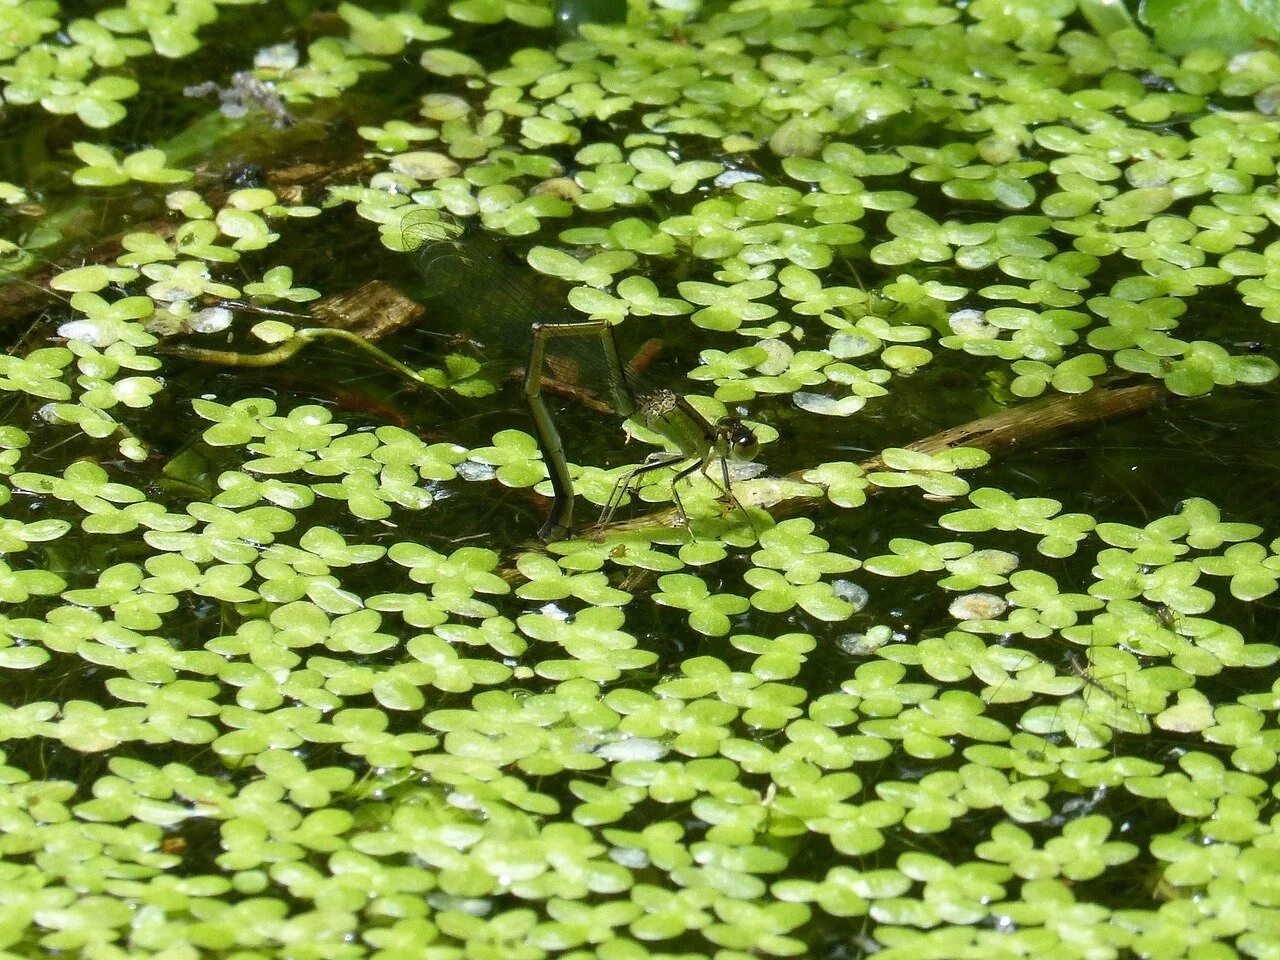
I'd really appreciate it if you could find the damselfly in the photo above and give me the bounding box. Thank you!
[399,212,761,541]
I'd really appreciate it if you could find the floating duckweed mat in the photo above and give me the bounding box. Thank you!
[2,0,1280,957]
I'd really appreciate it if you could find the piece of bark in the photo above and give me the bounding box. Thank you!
[310,278,424,338]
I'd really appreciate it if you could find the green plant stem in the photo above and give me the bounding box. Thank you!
[162,327,437,392]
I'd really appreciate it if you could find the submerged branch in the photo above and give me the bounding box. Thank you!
[580,379,1166,540]
[856,380,1165,472]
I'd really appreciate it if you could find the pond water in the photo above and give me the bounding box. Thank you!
[2,1,1280,957]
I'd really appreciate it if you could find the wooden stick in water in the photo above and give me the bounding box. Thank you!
[585,380,1166,538]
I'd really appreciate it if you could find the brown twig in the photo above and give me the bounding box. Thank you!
[511,373,615,416]
[575,379,1167,540]
[496,379,1165,580]
[856,381,1164,472]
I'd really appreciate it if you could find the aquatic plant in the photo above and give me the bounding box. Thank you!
[1,0,1280,958]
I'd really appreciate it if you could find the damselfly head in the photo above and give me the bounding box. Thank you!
[717,416,759,462]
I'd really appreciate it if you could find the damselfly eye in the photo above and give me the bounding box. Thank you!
[718,416,759,461]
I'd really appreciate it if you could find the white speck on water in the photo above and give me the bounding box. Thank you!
[182,80,219,100]
[1256,85,1280,116]
[949,592,1008,620]
[192,306,234,333]
[445,789,481,811]
[727,460,767,481]
[754,338,793,375]
[837,624,894,656]
[426,893,492,916]
[949,308,997,339]
[113,378,158,405]
[456,460,497,481]
[255,43,299,70]
[57,319,108,347]
[829,330,877,358]
[421,480,453,501]
[1227,52,1258,74]
[831,579,869,611]
[370,172,411,195]
[794,391,866,417]
[539,603,571,621]
[715,169,763,188]
[609,846,651,869]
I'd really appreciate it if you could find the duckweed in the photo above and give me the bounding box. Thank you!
[2,0,1280,958]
